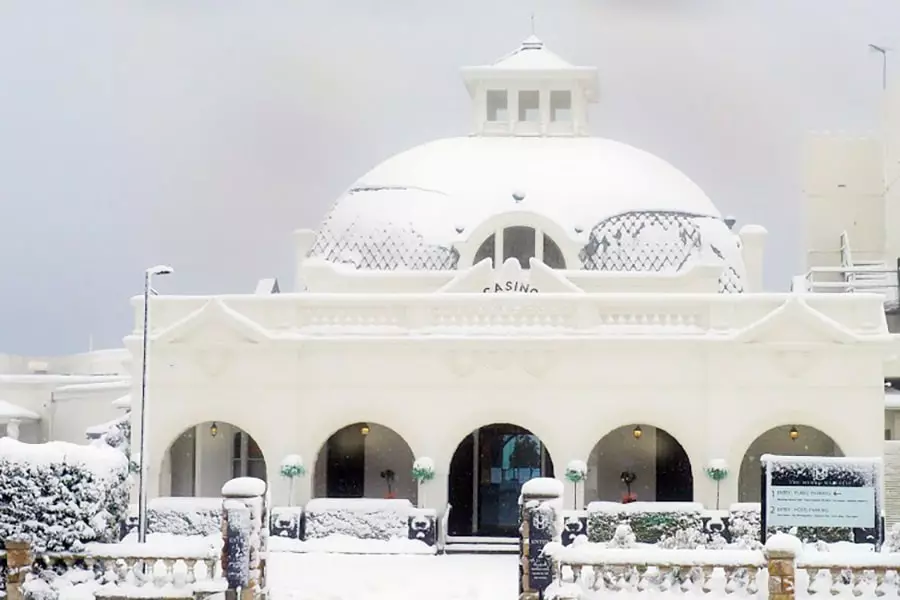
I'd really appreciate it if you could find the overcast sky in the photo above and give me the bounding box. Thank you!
[0,0,896,355]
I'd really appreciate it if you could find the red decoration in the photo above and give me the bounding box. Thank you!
[621,492,637,504]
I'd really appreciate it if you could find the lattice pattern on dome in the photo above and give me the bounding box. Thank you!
[718,264,744,293]
[309,218,459,270]
[580,211,703,272]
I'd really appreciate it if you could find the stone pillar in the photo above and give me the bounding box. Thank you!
[222,477,268,600]
[5,419,20,440]
[765,534,799,600]
[5,538,33,600]
[739,224,768,293]
[519,478,564,600]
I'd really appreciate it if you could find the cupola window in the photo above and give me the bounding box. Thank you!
[518,90,540,122]
[486,90,508,122]
[474,226,566,269]
[550,90,572,122]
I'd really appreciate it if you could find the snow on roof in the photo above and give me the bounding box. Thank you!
[318,136,720,246]
[886,388,900,409]
[490,36,576,71]
[53,379,130,393]
[0,400,40,421]
[112,394,131,409]
[0,437,126,477]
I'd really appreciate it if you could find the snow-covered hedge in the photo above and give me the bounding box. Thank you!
[147,497,222,537]
[727,502,852,545]
[587,502,704,544]
[304,498,412,541]
[86,414,131,456]
[0,438,129,552]
[729,503,762,548]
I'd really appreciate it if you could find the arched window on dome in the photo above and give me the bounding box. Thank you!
[473,226,566,269]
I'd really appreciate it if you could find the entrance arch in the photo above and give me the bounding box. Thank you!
[586,424,693,503]
[160,421,267,497]
[447,423,555,537]
[738,425,844,502]
[313,422,416,504]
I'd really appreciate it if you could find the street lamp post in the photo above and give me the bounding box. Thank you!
[137,264,173,544]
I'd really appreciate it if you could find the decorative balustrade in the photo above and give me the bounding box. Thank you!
[544,539,900,599]
[545,543,765,598]
[129,292,887,340]
[38,551,223,593]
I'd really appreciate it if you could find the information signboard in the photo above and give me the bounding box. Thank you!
[760,454,883,547]
[767,485,875,528]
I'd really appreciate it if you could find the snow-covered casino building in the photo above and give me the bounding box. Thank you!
[120,36,890,536]
[1,37,895,537]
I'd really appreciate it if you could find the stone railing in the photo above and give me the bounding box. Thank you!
[543,536,900,599]
[6,541,223,600]
[2,476,267,600]
[131,292,887,340]
[544,542,766,599]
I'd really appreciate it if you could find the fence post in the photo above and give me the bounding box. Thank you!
[765,542,797,600]
[5,538,33,600]
[519,478,564,600]
[222,477,268,600]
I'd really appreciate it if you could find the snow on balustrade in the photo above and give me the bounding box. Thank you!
[545,538,765,597]
[25,534,225,598]
[134,293,888,339]
[544,534,900,599]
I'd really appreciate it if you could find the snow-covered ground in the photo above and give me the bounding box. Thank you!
[268,552,517,600]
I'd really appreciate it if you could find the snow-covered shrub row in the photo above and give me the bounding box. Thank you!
[147,497,222,537]
[304,498,412,541]
[729,502,853,545]
[86,413,131,456]
[0,438,129,552]
[586,502,704,544]
[728,503,761,548]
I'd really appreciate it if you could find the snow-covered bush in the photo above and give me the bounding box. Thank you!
[606,523,637,549]
[146,497,222,536]
[882,523,900,553]
[86,413,131,457]
[304,498,411,540]
[728,503,762,549]
[586,502,703,544]
[0,438,129,552]
[658,526,708,550]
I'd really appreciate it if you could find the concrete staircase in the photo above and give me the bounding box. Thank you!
[443,535,519,555]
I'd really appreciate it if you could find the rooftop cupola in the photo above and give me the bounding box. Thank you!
[460,35,599,137]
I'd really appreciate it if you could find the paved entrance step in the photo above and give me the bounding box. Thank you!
[443,536,519,555]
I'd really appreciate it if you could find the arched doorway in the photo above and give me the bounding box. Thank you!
[738,425,844,502]
[586,424,692,503]
[313,422,416,504]
[447,423,554,537]
[161,421,267,497]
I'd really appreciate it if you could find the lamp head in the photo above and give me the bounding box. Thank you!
[147,265,174,276]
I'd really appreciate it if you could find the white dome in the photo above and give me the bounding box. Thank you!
[310,136,745,292]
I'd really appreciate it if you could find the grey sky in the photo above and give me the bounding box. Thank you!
[0,0,896,355]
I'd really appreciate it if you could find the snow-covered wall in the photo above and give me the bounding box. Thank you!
[122,289,889,516]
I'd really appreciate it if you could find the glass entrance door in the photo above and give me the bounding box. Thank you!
[476,425,553,536]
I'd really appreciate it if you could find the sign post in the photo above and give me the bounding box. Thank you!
[519,478,563,600]
[760,455,883,547]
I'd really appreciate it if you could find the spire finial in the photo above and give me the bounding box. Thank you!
[530,13,536,35]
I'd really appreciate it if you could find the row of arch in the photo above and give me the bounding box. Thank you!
[161,419,841,536]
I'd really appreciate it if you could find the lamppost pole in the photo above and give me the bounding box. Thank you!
[137,265,173,544]
[869,43,889,91]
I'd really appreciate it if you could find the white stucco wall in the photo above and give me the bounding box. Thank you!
[125,290,890,515]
